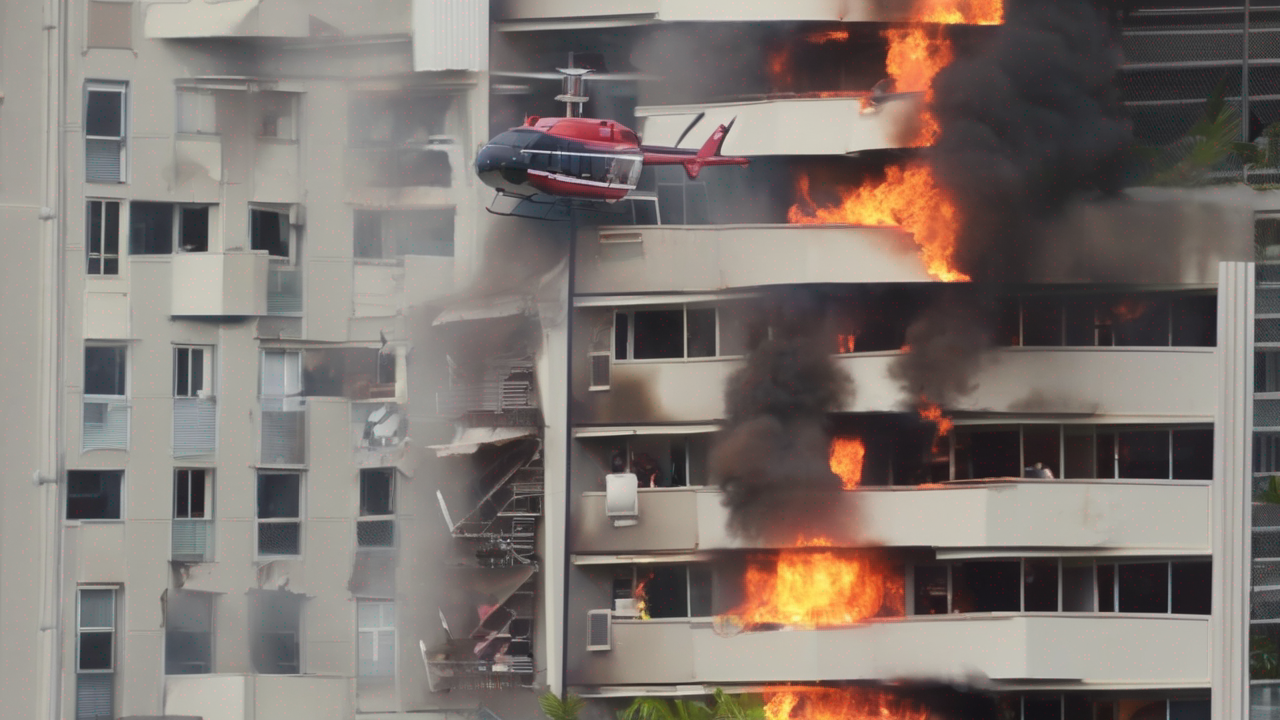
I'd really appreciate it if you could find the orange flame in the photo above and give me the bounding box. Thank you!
[727,539,895,627]
[913,0,1004,24]
[764,688,929,720]
[919,402,954,452]
[829,437,866,490]
[1111,298,1152,323]
[883,26,952,146]
[807,28,850,44]
[836,334,857,354]
[634,573,652,620]
[789,165,969,283]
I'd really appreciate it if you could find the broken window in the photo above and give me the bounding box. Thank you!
[86,200,120,275]
[85,82,127,183]
[249,590,302,674]
[357,601,396,677]
[353,208,455,260]
[87,1,133,50]
[67,471,123,521]
[1022,426,1061,478]
[129,202,173,255]
[951,561,1020,613]
[1007,293,1213,348]
[176,90,216,135]
[251,207,292,259]
[174,346,212,398]
[358,469,395,549]
[165,591,213,675]
[257,473,301,556]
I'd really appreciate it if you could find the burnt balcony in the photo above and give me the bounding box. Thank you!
[437,358,540,426]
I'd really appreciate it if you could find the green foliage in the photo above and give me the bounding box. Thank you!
[541,692,587,720]
[1142,74,1280,186]
[618,690,765,720]
[1257,476,1280,505]
[1253,634,1280,679]
[710,689,766,720]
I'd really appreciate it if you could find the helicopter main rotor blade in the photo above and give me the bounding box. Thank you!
[490,70,661,82]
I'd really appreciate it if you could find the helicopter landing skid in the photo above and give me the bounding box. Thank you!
[486,190,632,222]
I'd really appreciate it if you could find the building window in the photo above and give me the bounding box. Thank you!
[179,206,210,252]
[613,305,751,361]
[1003,293,1216,349]
[77,588,116,720]
[251,207,292,260]
[130,202,211,255]
[86,200,120,275]
[358,469,395,549]
[261,350,303,398]
[83,345,129,451]
[85,82,127,183]
[67,471,123,521]
[258,92,296,140]
[353,208,455,260]
[257,473,301,556]
[654,167,709,225]
[357,601,396,677]
[176,89,216,135]
[86,1,133,50]
[174,346,212,398]
[609,435,711,488]
[249,590,301,674]
[172,469,213,561]
[629,565,713,619]
[165,591,213,675]
[85,345,126,397]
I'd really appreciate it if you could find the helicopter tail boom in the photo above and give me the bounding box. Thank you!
[641,119,750,180]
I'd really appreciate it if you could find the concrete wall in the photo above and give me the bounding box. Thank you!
[573,345,1218,424]
[570,614,1211,687]
[494,0,955,23]
[571,482,1213,555]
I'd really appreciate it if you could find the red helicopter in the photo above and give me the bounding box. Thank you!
[478,63,749,219]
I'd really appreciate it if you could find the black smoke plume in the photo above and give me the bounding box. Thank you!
[930,0,1132,282]
[890,291,993,408]
[710,289,853,541]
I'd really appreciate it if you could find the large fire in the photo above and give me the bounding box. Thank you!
[789,165,968,283]
[727,538,897,628]
[829,437,866,490]
[919,402,954,453]
[764,688,929,720]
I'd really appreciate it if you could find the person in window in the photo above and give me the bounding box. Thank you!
[631,452,662,488]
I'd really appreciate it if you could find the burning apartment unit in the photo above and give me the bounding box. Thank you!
[488,2,1278,720]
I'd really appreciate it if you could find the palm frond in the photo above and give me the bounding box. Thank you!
[541,692,586,720]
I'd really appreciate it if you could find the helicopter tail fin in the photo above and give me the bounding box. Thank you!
[683,119,748,179]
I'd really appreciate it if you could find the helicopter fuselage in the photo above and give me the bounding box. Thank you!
[476,117,645,203]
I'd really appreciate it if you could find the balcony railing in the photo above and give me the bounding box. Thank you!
[173,397,216,458]
[267,266,302,316]
[172,518,214,562]
[83,395,129,451]
[261,398,306,465]
[437,359,538,422]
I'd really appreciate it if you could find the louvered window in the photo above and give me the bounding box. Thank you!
[85,201,120,275]
[257,473,301,556]
[176,89,216,135]
[357,601,396,677]
[78,588,116,717]
[85,83,126,183]
[84,345,128,451]
[174,346,216,458]
[173,470,213,561]
[589,351,610,391]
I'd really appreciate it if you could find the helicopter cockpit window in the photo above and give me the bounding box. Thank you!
[607,157,642,187]
[492,130,540,149]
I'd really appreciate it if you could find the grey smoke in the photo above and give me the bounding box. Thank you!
[889,291,992,408]
[929,0,1133,282]
[710,289,854,541]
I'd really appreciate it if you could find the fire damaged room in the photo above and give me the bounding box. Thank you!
[6,0,1276,720]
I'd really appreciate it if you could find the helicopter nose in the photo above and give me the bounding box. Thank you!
[475,144,526,189]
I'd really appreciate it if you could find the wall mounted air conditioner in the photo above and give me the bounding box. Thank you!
[605,473,639,528]
[587,609,612,651]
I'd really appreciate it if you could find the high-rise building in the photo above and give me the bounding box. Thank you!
[2,1,1277,720]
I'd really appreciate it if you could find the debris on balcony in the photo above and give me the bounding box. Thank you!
[427,566,537,692]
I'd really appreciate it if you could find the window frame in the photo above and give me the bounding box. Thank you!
[84,81,128,183]
[66,470,125,522]
[84,343,128,399]
[173,345,214,398]
[164,590,215,676]
[255,472,303,558]
[173,469,213,520]
[85,199,121,276]
[249,204,297,264]
[260,350,303,398]
[357,468,397,550]
[258,92,297,141]
[356,600,396,679]
[77,586,118,673]
[175,89,217,136]
[612,305,743,363]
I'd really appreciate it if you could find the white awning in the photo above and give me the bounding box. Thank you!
[574,291,758,308]
[429,427,538,456]
[574,424,721,438]
[175,76,305,93]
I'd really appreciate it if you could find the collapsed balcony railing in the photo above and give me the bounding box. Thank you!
[437,439,543,567]
[436,358,538,423]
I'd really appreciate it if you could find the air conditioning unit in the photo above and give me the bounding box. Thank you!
[587,609,612,651]
[605,473,639,528]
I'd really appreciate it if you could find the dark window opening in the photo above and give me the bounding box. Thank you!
[1024,559,1059,612]
[257,473,301,556]
[614,312,629,361]
[1096,432,1116,479]
[645,566,691,619]
[1064,299,1098,346]
[85,346,126,396]
[129,202,174,255]
[360,469,395,516]
[1172,429,1213,480]
[1063,428,1096,479]
[251,209,290,258]
[1172,296,1216,347]
[1022,298,1064,346]
[1062,563,1095,612]
[1024,698,1062,720]
[85,89,123,138]
[952,561,1020,613]
[913,565,949,615]
[718,303,753,356]
[1117,431,1170,479]
[174,469,207,519]
[686,308,717,358]
[1097,564,1116,612]
[67,470,123,520]
[1111,298,1171,347]
[179,207,209,252]
[632,310,684,360]
[689,565,713,617]
[1171,562,1211,615]
[1118,563,1168,613]
[353,208,454,259]
[955,430,1020,480]
[1023,427,1061,479]
[174,347,206,398]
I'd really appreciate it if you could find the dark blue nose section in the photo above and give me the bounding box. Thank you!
[475,144,527,189]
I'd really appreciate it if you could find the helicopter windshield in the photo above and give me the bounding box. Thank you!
[490,129,542,149]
